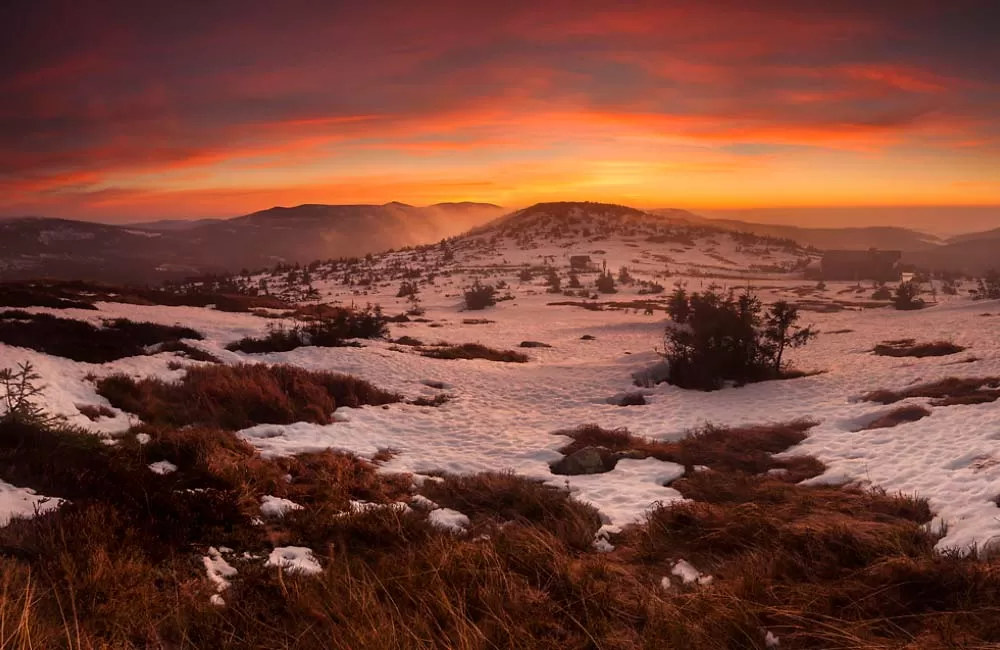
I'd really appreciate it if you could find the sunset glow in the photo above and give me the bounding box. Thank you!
[2,1,999,220]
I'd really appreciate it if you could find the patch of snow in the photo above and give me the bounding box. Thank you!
[148,460,177,475]
[671,559,713,586]
[0,480,61,525]
[427,508,469,533]
[260,495,303,518]
[266,546,322,575]
[203,547,237,592]
[410,494,439,510]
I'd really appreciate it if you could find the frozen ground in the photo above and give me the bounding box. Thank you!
[2,207,998,552]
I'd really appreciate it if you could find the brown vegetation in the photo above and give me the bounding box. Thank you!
[873,338,967,358]
[856,405,932,431]
[420,343,529,363]
[554,420,820,479]
[1,415,1000,648]
[863,377,1000,406]
[0,311,203,363]
[96,363,400,429]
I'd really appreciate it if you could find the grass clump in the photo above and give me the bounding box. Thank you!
[873,338,966,358]
[857,405,932,431]
[419,471,602,551]
[863,377,1000,406]
[97,363,400,429]
[420,343,529,363]
[0,311,202,363]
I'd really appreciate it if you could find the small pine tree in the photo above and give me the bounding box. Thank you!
[0,362,61,426]
[893,281,924,310]
[763,301,815,373]
[595,262,616,294]
[545,268,561,292]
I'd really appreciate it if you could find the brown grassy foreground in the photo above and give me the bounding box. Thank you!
[420,343,529,363]
[97,363,401,429]
[1,413,1000,648]
[873,339,967,358]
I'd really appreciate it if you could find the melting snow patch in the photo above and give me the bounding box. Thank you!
[410,494,439,510]
[348,500,411,515]
[260,495,303,518]
[203,547,237,593]
[593,528,615,552]
[148,460,177,475]
[266,546,322,575]
[0,481,60,525]
[428,508,469,534]
[209,594,226,607]
[671,559,713,585]
[764,630,780,648]
[135,433,151,445]
[659,576,672,591]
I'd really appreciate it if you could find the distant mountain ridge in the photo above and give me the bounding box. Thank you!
[0,202,504,283]
[2,200,998,283]
[650,210,943,252]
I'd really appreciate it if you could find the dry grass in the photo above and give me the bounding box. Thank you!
[873,339,967,358]
[97,363,400,429]
[3,416,1000,648]
[856,405,932,431]
[864,376,1000,406]
[420,343,529,363]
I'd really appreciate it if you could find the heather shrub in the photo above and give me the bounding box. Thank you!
[464,281,497,310]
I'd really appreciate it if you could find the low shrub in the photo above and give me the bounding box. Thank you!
[420,344,529,363]
[464,281,497,310]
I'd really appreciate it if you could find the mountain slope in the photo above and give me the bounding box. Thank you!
[903,239,1000,275]
[649,210,943,252]
[947,227,1000,245]
[0,203,505,283]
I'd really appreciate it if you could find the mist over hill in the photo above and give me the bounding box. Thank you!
[0,203,504,283]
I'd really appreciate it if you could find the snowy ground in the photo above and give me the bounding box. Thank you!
[1,211,998,552]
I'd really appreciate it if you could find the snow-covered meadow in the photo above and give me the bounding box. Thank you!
[2,205,998,556]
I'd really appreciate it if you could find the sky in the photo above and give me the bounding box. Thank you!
[2,0,999,227]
